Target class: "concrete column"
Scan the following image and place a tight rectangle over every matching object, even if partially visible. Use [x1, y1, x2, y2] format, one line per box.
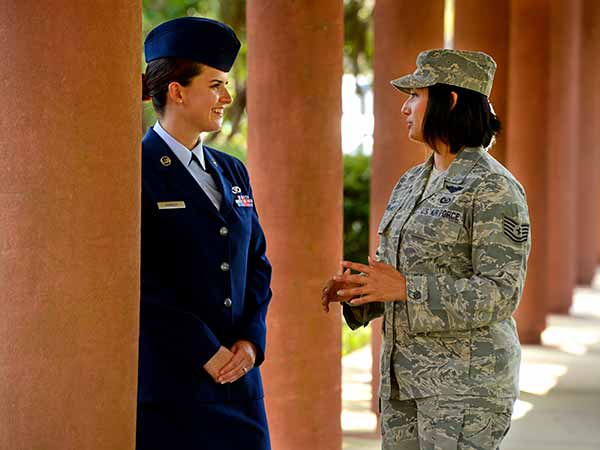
[371, 0, 445, 420]
[506, 0, 550, 344]
[454, 0, 509, 165]
[246, 2, 343, 450]
[0, 2, 140, 450]
[577, 0, 600, 285]
[547, 0, 582, 314]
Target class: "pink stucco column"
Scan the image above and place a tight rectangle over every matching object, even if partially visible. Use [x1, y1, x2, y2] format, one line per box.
[0, 2, 140, 449]
[247, 2, 344, 449]
[576, 0, 600, 285]
[506, 0, 550, 344]
[547, 0, 582, 314]
[454, 0, 509, 165]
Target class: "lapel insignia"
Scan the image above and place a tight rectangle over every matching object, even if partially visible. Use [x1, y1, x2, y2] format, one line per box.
[447, 185, 462, 193]
[232, 186, 242, 194]
[439, 195, 453, 205]
[160, 156, 171, 167]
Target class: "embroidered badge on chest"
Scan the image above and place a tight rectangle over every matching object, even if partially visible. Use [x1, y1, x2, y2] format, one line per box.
[235, 195, 254, 208]
[503, 216, 530, 243]
[232, 186, 242, 194]
[438, 195, 454, 205]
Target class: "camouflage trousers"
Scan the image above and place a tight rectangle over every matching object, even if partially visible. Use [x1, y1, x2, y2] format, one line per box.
[380, 395, 514, 450]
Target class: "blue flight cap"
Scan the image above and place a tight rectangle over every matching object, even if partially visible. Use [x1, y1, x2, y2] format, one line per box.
[144, 17, 241, 72]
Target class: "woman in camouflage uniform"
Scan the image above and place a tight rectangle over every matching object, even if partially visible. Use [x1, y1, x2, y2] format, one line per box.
[322, 49, 530, 450]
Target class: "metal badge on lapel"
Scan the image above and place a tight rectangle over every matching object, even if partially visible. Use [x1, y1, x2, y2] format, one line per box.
[232, 186, 242, 194]
[160, 156, 172, 167]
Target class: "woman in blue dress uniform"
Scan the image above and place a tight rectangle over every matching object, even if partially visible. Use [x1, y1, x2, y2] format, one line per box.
[137, 17, 272, 450]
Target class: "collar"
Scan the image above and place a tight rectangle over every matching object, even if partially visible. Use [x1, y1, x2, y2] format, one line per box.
[442, 146, 486, 185]
[153, 121, 205, 170]
[412, 146, 485, 198]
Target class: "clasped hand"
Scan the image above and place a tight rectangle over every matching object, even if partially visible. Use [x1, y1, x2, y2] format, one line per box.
[321, 257, 407, 312]
[203, 340, 256, 384]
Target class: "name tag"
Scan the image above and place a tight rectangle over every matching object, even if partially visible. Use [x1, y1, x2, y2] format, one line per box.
[157, 201, 186, 210]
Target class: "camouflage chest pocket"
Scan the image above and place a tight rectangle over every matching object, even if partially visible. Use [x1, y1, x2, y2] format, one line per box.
[399, 209, 467, 271]
[403, 209, 465, 247]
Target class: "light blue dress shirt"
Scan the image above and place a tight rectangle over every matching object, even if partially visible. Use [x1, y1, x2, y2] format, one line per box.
[153, 121, 222, 210]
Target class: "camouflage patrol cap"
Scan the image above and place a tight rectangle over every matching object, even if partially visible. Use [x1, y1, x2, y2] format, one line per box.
[390, 49, 496, 97]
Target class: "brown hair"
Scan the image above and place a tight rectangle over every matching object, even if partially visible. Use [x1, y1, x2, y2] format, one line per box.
[142, 58, 203, 115]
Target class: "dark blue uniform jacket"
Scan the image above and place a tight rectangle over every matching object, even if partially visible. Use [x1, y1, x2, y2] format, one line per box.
[138, 128, 272, 403]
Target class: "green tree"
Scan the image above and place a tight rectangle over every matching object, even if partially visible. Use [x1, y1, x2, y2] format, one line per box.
[341, 151, 372, 356]
[343, 151, 370, 265]
[344, 0, 374, 105]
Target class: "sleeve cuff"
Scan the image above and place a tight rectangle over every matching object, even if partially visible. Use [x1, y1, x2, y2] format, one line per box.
[238, 323, 267, 367]
[342, 302, 366, 330]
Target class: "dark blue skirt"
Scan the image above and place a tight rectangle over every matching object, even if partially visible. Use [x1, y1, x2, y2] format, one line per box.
[136, 399, 271, 450]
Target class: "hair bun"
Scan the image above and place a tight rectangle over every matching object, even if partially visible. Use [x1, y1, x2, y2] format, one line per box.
[142, 73, 152, 101]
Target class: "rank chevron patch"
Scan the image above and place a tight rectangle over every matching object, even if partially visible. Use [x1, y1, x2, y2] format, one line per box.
[503, 216, 530, 243]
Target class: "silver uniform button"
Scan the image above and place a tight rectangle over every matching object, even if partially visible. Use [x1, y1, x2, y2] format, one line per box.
[219, 226, 229, 236]
[220, 262, 230, 272]
[224, 298, 232, 308]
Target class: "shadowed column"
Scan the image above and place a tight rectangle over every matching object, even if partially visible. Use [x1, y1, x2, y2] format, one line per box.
[547, 0, 582, 314]
[371, 0, 445, 422]
[246, 2, 344, 449]
[577, 0, 600, 285]
[454, 0, 509, 165]
[506, 0, 550, 344]
[0, 2, 140, 449]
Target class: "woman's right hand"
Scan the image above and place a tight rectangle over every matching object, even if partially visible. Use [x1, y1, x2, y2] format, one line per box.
[321, 268, 360, 312]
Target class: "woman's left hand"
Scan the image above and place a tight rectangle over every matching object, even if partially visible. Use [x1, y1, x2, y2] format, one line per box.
[217, 340, 256, 384]
[334, 257, 408, 306]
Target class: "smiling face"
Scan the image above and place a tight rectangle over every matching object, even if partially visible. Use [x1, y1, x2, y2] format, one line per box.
[176, 65, 233, 133]
[401, 87, 429, 143]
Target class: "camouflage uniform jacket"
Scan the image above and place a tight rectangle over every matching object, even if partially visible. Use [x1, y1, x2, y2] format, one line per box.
[343, 146, 531, 401]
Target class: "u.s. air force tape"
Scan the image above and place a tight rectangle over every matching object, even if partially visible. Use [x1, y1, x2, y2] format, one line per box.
[503, 216, 529, 243]
[417, 207, 463, 223]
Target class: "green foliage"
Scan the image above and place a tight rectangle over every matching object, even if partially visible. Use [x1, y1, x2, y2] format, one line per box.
[343, 151, 370, 265]
[342, 322, 371, 356]
[341, 152, 371, 355]
[342, 149, 371, 355]
[343, 0, 374, 77]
